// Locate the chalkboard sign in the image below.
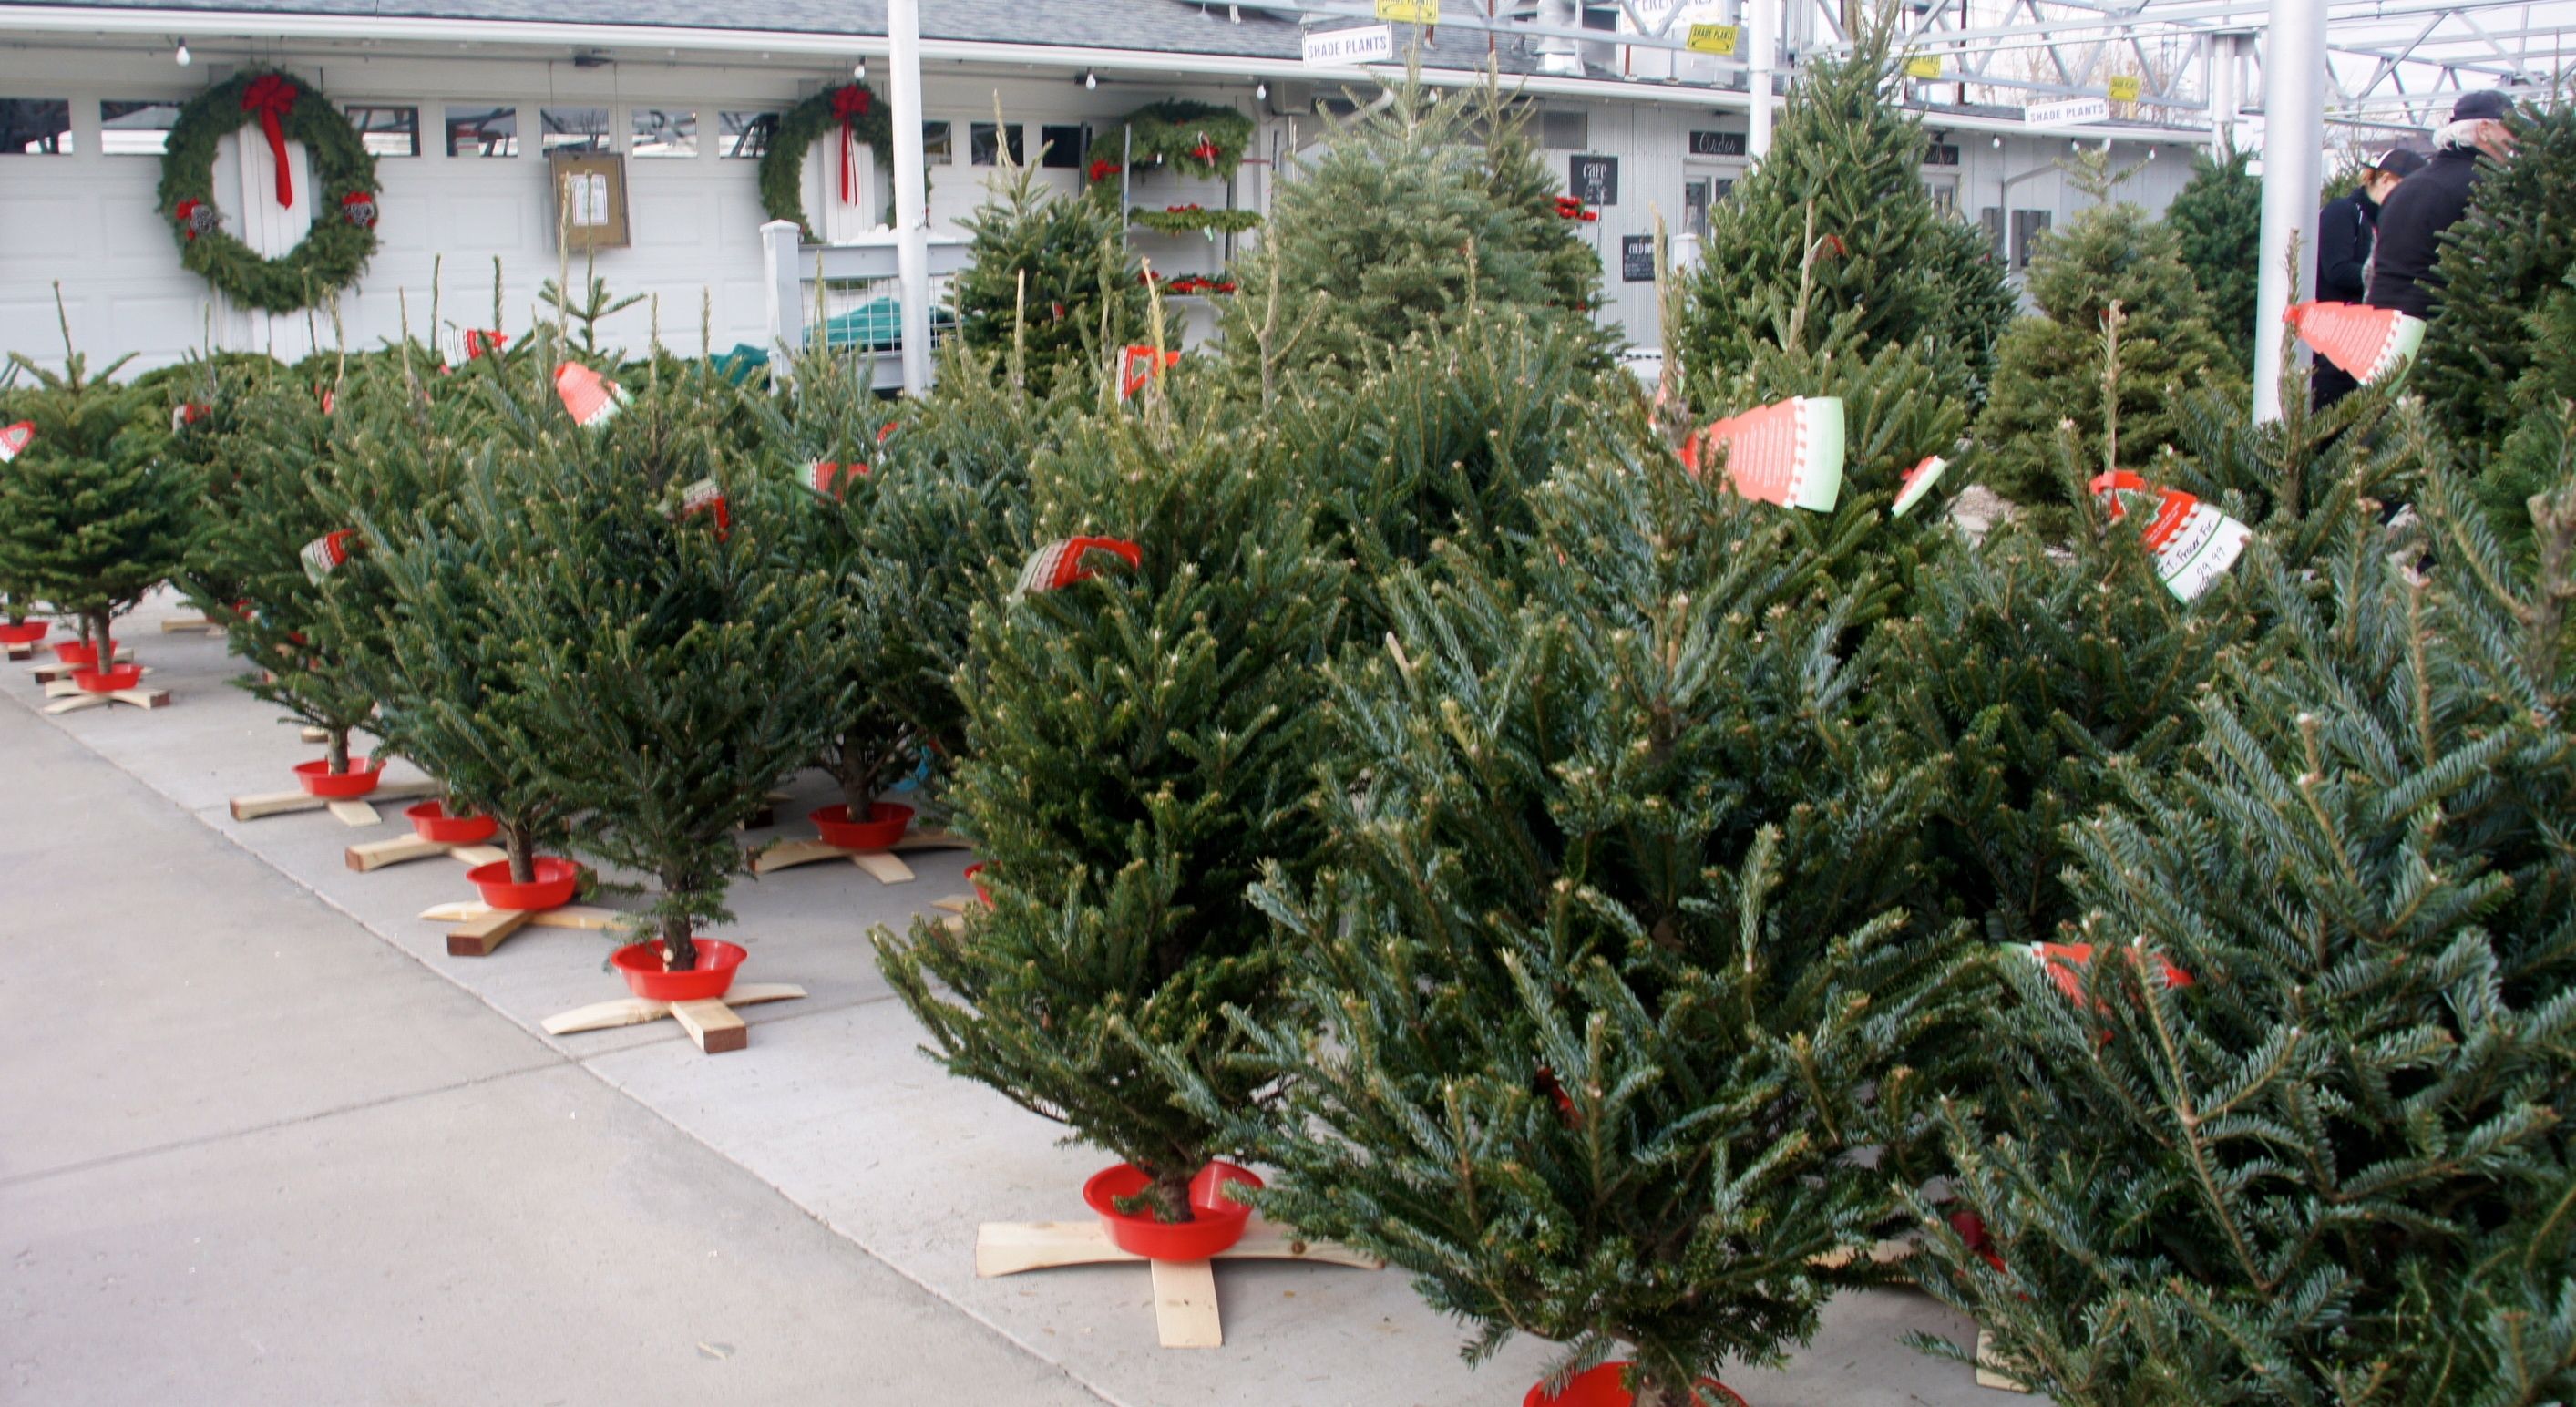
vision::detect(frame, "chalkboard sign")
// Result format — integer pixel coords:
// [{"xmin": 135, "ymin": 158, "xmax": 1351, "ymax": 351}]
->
[
  {"xmin": 1621, "ymin": 235, "xmax": 1656, "ymax": 283},
  {"xmin": 1688, "ymin": 129, "xmax": 1746, "ymax": 157},
  {"xmin": 1569, "ymin": 154, "xmax": 1617, "ymax": 207}
]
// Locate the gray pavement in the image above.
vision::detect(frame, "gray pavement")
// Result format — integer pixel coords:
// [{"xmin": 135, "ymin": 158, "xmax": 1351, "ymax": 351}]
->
[{"xmin": 0, "ymin": 601, "xmax": 2013, "ymax": 1407}]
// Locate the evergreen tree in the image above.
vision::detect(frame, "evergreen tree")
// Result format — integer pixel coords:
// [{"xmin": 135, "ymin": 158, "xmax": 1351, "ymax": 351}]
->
[
  {"xmin": 2476, "ymin": 270, "xmax": 2576, "ymax": 558},
  {"xmin": 0, "ymin": 306, "xmax": 197, "ymax": 662},
  {"xmin": 1174, "ymin": 451, "xmax": 1967, "ymax": 1407},
  {"xmin": 1215, "ymin": 67, "xmax": 1603, "ymax": 396},
  {"xmin": 2417, "ymin": 100, "xmax": 2575, "ymax": 449},
  {"xmin": 1676, "ymin": 15, "xmax": 2011, "ymax": 404},
  {"xmin": 875, "ymin": 380, "xmax": 1347, "ymax": 1221},
  {"xmin": 1973, "ymin": 156, "xmax": 2236, "ymax": 534},
  {"xmin": 950, "ymin": 154, "xmax": 1145, "ymax": 398},
  {"xmin": 1911, "ymin": 446, "xmax": 2576, "ymax": 1403},
  {"xmin": 2161, "ymin": 144, "xmax": 2261, "ymax": 370}
]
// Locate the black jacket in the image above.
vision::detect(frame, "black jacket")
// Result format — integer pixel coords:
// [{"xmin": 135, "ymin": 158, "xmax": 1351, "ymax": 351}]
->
[
  {"xmin": 2316, "ymin": 190, "xmax": 2378, "ymax": 303},
  {"xmin": 2366, "ymin": 147, "xmax": 2485, "ymax": 319}
]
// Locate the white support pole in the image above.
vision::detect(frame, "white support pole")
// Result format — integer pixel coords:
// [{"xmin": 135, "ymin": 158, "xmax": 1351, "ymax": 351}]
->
[
  {"xmin": 2206, "ymin": 33, "xmax": 2239, "ymax": 149},
  {"xmin": 888, "ymin": 0, "xmax": 932, "ymax": 396},
  {"xmin": 758, "ymin": 219, "xmax": 802, "ymax": 378},
  {"xmin": 1745, "ymin": 0, "xmax": 1775, "ymax": 159},
  {"xmin": 2251, "ymin": 0, "xmax": 2325, "ymax": 425}
]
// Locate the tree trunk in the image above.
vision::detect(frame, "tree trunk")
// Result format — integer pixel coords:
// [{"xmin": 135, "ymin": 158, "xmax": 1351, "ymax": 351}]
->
[
  {"xmin": 502, "ymin": 823, "xmax": 537, "ymax": 886},
  {"xmin": 1148, "ymin": 1165, "xmax": 1195, "ymax": 1224},
  {"xmin": 326, "ymin": 726, "xmax": 350, "ymax": 775},
  {"xmin": 85, "ymin": 610, "xmax": 109, "ymax": 662},
  {"xmin": 661, "ymin": 910, "xmax": 698, "ymax": 972},
  {"xmin": 1628, "ymin": 1367, "xmax": 1695, "ymax": 1407}
]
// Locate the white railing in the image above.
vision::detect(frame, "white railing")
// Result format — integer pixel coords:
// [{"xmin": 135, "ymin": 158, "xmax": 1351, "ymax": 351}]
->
[{"xmin": 758, "ymin": 220, "xmax": 973, "ymax": 392}]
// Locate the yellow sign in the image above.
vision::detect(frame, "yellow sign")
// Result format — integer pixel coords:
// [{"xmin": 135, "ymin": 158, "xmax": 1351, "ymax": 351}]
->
[
  {"xmin": 1685, "ymin": 23, "xmax": 1740, "ymax": 56},
  {"xmin": 1904, "ymin": 56, "xmax": 1942, "ymax": 79},
  {"xmin": 1376, "ymin": 0, "xmax": 1441, "ymax": 23},
  {"xmin": 2108, "ymin": 74, "xmax": 2141, "ymax": 102}
]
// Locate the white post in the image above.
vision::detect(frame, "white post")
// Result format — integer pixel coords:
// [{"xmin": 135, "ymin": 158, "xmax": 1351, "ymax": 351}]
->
[
  {"xmin": 1745, "ymin": 0, "xmax": 1775, "ymax": 159},
  {"xmin": 888, "ymin": 0, "xmax": 932, "ymax": 396},
  {"xmin": 759, "ymin": 219, "xmax": 802, "ymax": 378},
  {"xmin": 2206, "ymin": 34, "xmax": 2240, "ymax": 150},
  {"xmin": 2252, "ymin": 0, "xmax": 2325, "ymax": 424}
]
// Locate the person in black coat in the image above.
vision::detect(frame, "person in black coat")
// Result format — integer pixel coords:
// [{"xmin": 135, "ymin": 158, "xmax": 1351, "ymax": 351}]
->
[
  {"xmin": 2366, "ymin": 88, "xmax": 2520, "ymax": 322},
  {"xmin": 2310, "ymin": 148, "xmax": 2426, "ymax": 409}
]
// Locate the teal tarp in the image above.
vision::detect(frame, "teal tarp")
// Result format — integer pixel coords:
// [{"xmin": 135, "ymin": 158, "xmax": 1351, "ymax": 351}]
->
[{"xmin": 817, "ymin": 298, "xmax": 955, "ymax": 351}]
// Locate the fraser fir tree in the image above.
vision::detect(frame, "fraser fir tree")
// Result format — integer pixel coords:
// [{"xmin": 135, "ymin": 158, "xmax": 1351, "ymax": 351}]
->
[
  {"xmin": 951, "ymin": 152, "xmax": 1144, "ymax": 397},
  {"xmin": 875, "ymin": 377, "xmax": 1347, "ymax": 1222},
  {"xmin": 1215, "ymin": 67, "xmax": 1603, "ymax": 393},
  {"xmin": 2417, "ymin": 100, "xmax": 2573, "ymax": 449},
  {"xmin": 1913, "ymin": 444, "xmax": 2576, "ymax": 1403},
  {"xmin": 2161, "ymin": 145, "xmax": 2262, "ymax": 369},
  {"xmin": 1974, "ymin": 156, "xmax": 2235, "ymax": 532},
  {"xmin": 2476, "ymin": 270, "xmax": 2576, "ymax": 557},
  {"xmin": 1177, "ymin": 450, "xmax": 1968, "ymax": 1406}
]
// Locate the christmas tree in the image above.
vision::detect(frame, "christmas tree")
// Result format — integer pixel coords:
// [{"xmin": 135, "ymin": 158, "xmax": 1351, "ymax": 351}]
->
[
  {"xmin": 1676, "ymin": 14, "xmax": 2012, "ymax": 404},
  {"xmin": 875, "ymin": 376, "xmax": 1348, "ymax": 1221},
  {"xmin": 950, "ymin": 149, "xmax": 1145, "ymax": 397},
  {"xmin": 1912, "ymin": 449, "xmax": 2576, "ymax": 1402},
  {"xmin": 2160, "ymin": 144, "xmax": 2261, "ymax": 370},
  {"xmin": 2417, "ymin": 100, "xmax": 2573, "ymax": 449},
  {"xmin": 1213, "ymin": 67, "xmax": 1603, "ymax": 396},
  {"xmin": 2474, "ymin": 269, "xmax": 2576, "ymax": 558},
  {"xmin": 1172, "ymin": 448, "xmax": 1967, "ymax": 1405},
  {"xmin": 149, "ymin": 352, "xmax": 289, "ymax": 621},
  {"xmin": 1973, "ymin": 154, "xmax": 2236, "ymax": 534},
  {"xmin": 0, "ymin": 301, "xmax": 198, "ymax": 662}
]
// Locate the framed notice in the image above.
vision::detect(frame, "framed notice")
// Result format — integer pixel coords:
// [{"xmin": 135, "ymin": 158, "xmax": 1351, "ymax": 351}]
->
[
  {"xmin": 1569, "ymin": 154, "xmax": 1617, "ymax": 208},
  {"xmin": 549, "ymin": 149, "xmax": 631, "ymax": 251},
  {"xmin": 1621, "ymin": 235, "xmax": 1656, "ymax": 282}
]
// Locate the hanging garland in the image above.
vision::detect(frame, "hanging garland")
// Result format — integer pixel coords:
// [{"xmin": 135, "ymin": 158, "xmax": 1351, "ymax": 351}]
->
[
  {"xmin": 1130, "ymin": 205, "xmax": 1264, "ymax": 237},
  {"xmin": 757, "ymin": 81, "xmax": 895, "ymax": 241},
  {"xmin": 1108, "ymin": 100, "xmax": 1255, "ymax": 180},
  {"xmin": 156, "ymin": 69, "xmax": 381, "ymax": 313}
]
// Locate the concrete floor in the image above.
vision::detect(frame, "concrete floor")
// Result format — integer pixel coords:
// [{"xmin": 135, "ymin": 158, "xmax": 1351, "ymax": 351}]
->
[{"xmin": 0, "ymin": 597, "xmax": 2015, "ymax": 1407}]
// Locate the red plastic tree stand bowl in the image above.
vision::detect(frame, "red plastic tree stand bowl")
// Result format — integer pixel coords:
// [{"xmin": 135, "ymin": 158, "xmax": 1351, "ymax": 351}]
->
[
  {"xmin": 964, "ymin": 862, "xmax": 992, "ymax": 907},
  {"xmin": 292, "ymin": 757, "xmax": 386, "ymax": 798},
  {"xmin": 405, "ymin": 800, "xmax": 500, "ymax": 845},
  {"xmin": 0, "ymin": 620, "xmax": 47, "ymax": 645},
  {"xmin": 809, "ymin": 801, "xmax": 914, "ymax": 850},
  {"xmin": 53, "ymin": 641, "xmax": 106, "ymax": 667},
  {"xmin": 72, "ymin": 664, "xmax": 144, "ymax": 693},
  {"xmin": 611, "ymin": 939, "xmax": 747, "ymax": 1001},
  {"xmin": 1525, "ymin": 1364, "xmax": 1750, "ymax": 1407},
  {"xmin": 1082, "ymin": 1161, "xmax": 1263, "ymax": 1260},
  {"xmin": 464, "ymin": 856, "xmax": 580, "ymax": 911}
]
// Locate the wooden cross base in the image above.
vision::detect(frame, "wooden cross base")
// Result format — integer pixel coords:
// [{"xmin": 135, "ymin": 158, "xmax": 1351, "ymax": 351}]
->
[
  {"xmin": 542, "ymin": 982, "xmax": 806, "ymax": 1054},
  {"xmin": 230, "ymin": 776, "xmax": 440, "ymax": 825},
  {"xmin": 42, "ymin": 683, "xmax": 172, "ymax": 714},
  {"xmin": 752, "ymin": 829, "xmax": 973, "ymax": 884},
  {"xmin": 159, "ymin": 616, "xmax": 223, "ymax": 633},
  {"xmin": 28, "ymin": 647, "xmax": 134, "ymax": 683},
  {"xmin": 418, "ymin": 898, "xmax": 627, "ymax": 957},
  {"xmin": 1974, "ymin": 1329, "xmax": 2032, "ymax": 1392},
  {"xmin": 974, "ymin": 1219, "xmax": 1380, "ymax": 1349},
  {"xmin": 346, "ymin": 838, "xmax": 505, "ymax": 874}
]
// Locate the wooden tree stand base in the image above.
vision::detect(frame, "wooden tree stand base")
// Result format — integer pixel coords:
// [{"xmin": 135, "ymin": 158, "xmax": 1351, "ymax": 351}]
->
[
  {"xmin": 42, "ymin": 679, "xmax": 173, "ymax": 715},
  {"xmin": 346, "ymin": 838, "xmax": 506, "ymax": 874},
  {"xmin": 298, "ymin": 725, "xmax": 330, "ymax": 744},
  {"xmin": 1975, "ymin": 1329, "xmax": 2032, "ymax": 1392},
  {"xmin": 418, "ymin": 898, "xmax": 628, "ymax": 957},
  {"xmin": 29, "ymin": 647, "xmax": 134, "ymax": 683},
  {"xmin": 752, "ymin": 829, "xmax": 972, "ymax": 885},
  {"xmin": 159, "ymin": 616, "xmax": 222, "ymax": 633},
  {"xmin": 542, "ymin": 982, "xmax": 806, "ymax": 1054},
  {"xmin": 230, "ymin": 777, "xmax": 439, "ymax": 827},
  {"xmin": 974, "ymin": 1219, "xmax": 1380, "ymax": 1349}
]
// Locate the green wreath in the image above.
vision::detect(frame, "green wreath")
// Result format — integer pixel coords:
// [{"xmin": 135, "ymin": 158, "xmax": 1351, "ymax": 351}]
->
[
  {"xmin": 1113, "ymin": 100, "xmax": 1255, "ymax": 180},
  {"xmin": 156, "ymin": 69, "xmax": 380, "ymax": 314},
  {"xmin": 758, "ymin": 82, "xmax": 895, "ymax": 241}
]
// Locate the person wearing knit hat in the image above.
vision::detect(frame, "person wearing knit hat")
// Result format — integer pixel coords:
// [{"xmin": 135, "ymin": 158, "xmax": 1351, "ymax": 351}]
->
[
  {"xmin": 2366, "ymin": 90, "xmax": 2520, "ymax": 324},
  {"xmin": 2311, "ymin": 148, "xmax": 2428, "ymax": 409}
]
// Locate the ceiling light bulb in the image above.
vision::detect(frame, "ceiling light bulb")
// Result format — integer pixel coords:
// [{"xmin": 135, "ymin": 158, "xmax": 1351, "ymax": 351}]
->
[
  {"xmin": 854, "ymin": 56, "xmax": 867, "ymax": 79},
  {"xmin": 1257, "ymin": 81, "xmax": 1268, "ymax": 101},
  {"xmin": 1991, "ymin": 135, "xmax": 2001, "ymax": 148},
  {"xmin": 1085, "ymin": 70, "xmax": 1099, "ymax": 89},
  {"xmin": 175, "ymin": 39, "xmax": 191, "ymax": 66}
]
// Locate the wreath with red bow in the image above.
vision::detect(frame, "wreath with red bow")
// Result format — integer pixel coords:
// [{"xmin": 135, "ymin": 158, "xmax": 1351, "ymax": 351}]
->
[
  {"xmin": 757, "ymin": 81, "xmax": 896, "ymax": 240},
  {"xmin": 155, "ymin": 69, "xmax": 380, "ymax": 313}
]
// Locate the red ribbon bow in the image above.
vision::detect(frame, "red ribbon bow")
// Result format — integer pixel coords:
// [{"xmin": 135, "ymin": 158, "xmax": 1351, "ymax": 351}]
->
[
  {"xmin": 831, "ymin": 86, "xmax": 872, "ymax": 206},
  {"xmin": 241, "ymin": 75, "xmax": 301, "ymax": 207}
]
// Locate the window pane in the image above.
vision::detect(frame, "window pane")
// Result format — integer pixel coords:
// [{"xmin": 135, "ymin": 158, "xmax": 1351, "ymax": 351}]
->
[
  {"xmin": 347, "ymin": 105, "xmax": 420, "ymax": 158},
  {"xmin": 539, "ymin": 106, "xmax": 611, "ymax": 154},
  {"xmin": 1, "ymin": 98, "xmax": 75, "ymax": 155},
  {"xmin": 720, "ymin": 110, "xmax": 777, "ymax": 159},
  {"xmin": 1039, "ymin": 124, "xmax": 1086, "ymax": 169},
  {"xmin": 922, "ymin": 120, "xmax": 951, "ymax": 164},
  {"xmin": 99, "ymin": 99, "xmax": 180, "ymax": 155},
  {"xmin": 446, "ymin": 105, "xmax": 518, "ymax": 158},
  {"xmin": 969, "ymin": 121, "xmax": 1021, "ymax": 167},
  {"xmin": 631, "ymin": 108, "xmax": 696, "ymax": 159}
]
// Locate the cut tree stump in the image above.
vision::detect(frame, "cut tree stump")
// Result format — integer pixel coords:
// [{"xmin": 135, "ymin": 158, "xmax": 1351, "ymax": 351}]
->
[
  {"xmin": 298, "ymin": 725, "xmax": 329, "ymax": 744},
  {"xmin": 417, "ymin": 899, "xmax": 626, "ymax": 958},
  {"xmin": 972, "ymin": 1218, "xmax": 1379, "ymax": 1349},
  {"xmin": 751, "ymin": 828, "xmax": 973, "ymax": 883},
  {"xmin": 231, "ymin": 776, "xmax": 439, "ymax": 823},
  {"xmin": 541, "ymin": 982, "xmax": 806, "ymax": 1054}
]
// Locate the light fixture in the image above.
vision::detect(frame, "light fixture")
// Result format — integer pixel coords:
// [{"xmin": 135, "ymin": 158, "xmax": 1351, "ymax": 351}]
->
[
  {"xmin": 1083, "ymin": 69, "xmax": 1099, "ymax": 89},
  {"xmin": 174, "ymin": 38, "xmax": 191, "ymax": 67},
  {"xmin": 1256, "ymin": 80, "xmax": 1268, "ymax": 101},
  {"xmin": 1991, "ymin": 134, "xmax": 2002, "ymax": 148}
]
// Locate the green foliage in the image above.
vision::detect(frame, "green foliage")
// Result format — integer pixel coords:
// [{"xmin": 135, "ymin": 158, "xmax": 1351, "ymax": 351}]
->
[
  {"xmin": 1214, "ymin": 70, "xmax": 1603, "ymax": 395},
  {"xmin": 1677, "ymin": 19, "xmax": 2010, "ymax": 405},
  {"xmin": 1104, "ymin": 99, "xmax": 1255, "ymax": 181},
  {"xmin": 951, "ymin": 159, "xmax": 1145, "ymax": 397},
  {"xmin": 2162, "ymin": 145, "xmax": 2261, "ymax": 370},
  {"xmin": 2417, "ymin": 102, "xmax": 2576, "ymax": 449},
  {"xmin": 1128, "ymin": 206, "xmax": 1263, "ymax": 238},
  {"xmin": 755, "ymin": 81, "xmax": 893, "ymax": 240},
  {"xmin": 1176, "ymin": 450, "xmax": 1967, "ymax": 1405},
  {"xmin": 2477, "ymin": 272, "xmax": 2576, "ymax": 556},
  {"xmin": 1974, "ymin": 168, "xmax": 2237, "ymax": 533},
  {"xmin": 155, "ymin": 69, "xmax": 380, "ymax": 313},
  {"xmin": 1911, "ymin": 458, "xmax": 2576, "ymax": 1403},
  {"xmin": 875, "ymin": 383, "xmax": 1348, "ymax": 1221}
]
